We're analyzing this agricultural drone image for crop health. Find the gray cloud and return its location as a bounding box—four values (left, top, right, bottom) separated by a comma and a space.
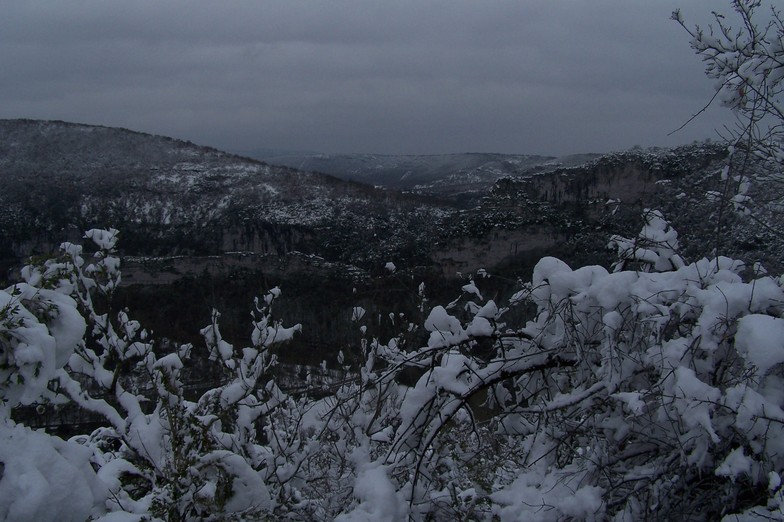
0, 1, 735, 155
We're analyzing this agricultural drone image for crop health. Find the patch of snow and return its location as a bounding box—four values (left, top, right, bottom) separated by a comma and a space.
736, 315, 784, 378
0, 421, 105, 522
352, 306, 366, 322
715, 447, 752, 480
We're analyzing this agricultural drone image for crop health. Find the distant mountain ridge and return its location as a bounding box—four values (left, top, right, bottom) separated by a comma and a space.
240, 149, 602, 206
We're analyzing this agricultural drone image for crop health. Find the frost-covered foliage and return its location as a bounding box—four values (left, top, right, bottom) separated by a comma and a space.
332, 214, 784, 520
673, 1, 784, 145
3, 214, 784, 521
674, 1, 784, 241
0, 253, 98, 521
608, 208, 685, 272
3, 230, 305, 521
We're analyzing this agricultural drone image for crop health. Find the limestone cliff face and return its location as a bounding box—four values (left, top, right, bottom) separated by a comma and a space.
219, 223, 312, 256
121, 251, 365, 286
432, 226, 559, 277
430, 144, 729, 276
496, 145, 727, 207
528, 161, 657, 204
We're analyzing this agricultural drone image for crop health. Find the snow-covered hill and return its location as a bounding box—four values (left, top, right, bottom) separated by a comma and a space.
0, 119, 454, 269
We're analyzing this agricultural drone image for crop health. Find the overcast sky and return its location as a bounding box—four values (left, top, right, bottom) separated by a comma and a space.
0, 1, 738, 156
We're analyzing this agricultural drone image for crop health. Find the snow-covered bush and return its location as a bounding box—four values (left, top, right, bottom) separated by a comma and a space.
332, 212, 784, 521
608, 208, 685, 272
674, 1, 784, 242
4, 230, 307, 521
3, 212, 784, 521
0, 258, 103, 522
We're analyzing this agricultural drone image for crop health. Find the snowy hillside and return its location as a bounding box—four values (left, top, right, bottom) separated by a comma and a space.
0, 120, 454, 267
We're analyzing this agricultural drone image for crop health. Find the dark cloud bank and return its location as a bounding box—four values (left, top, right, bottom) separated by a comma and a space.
0, 1, 735, 156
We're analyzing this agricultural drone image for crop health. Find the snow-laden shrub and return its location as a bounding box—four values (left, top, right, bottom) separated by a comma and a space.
331, 213, 784, 521
0, 282, 85, 409
4, 230, 306, 521
674, 1, 784, 244
608, 208, 685, 272
3, 213, 784, 521
0, 244, 102, 522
